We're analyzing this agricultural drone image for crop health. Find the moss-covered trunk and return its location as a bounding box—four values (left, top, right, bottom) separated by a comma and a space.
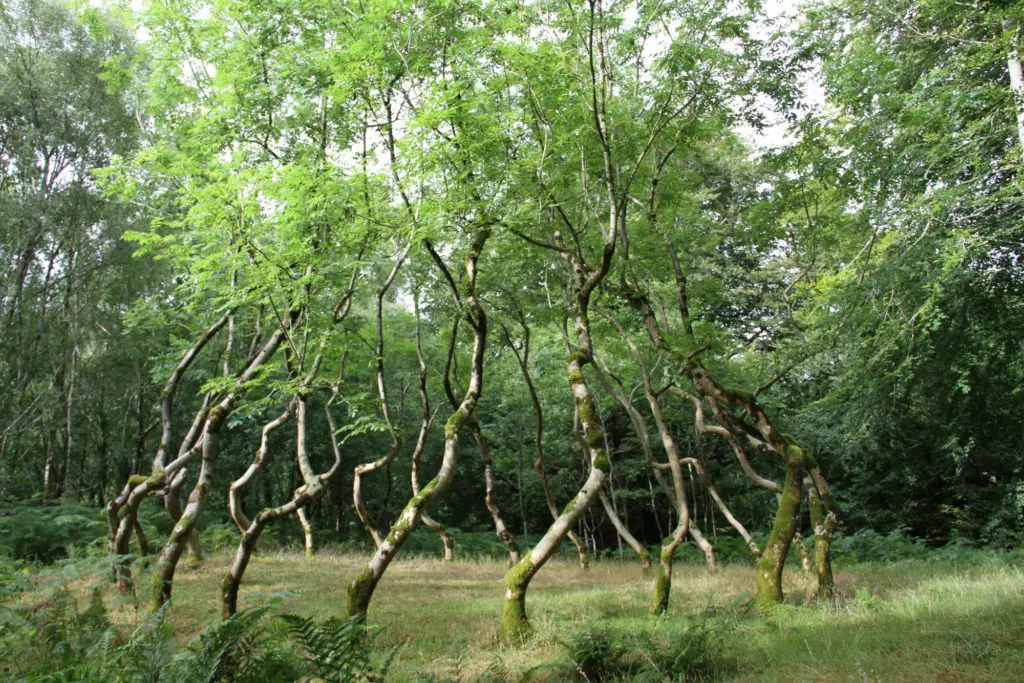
808, 479, 836, 599
347, 230, 489, 620
222, 518, 263, 619
500, 346, 609, 642
651, 546, 674, 615
150, 320, 293, 612
755, 449, 806, 613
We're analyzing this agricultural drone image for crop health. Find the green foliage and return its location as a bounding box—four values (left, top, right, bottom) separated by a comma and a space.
561, 614, 729, 682
278, 614, 397, 682
0, 576, 395, 683
163, 607, 299, 683
0, 499, 107, 563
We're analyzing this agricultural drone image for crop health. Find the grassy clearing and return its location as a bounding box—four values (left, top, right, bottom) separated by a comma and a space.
81, 549, 1024, 681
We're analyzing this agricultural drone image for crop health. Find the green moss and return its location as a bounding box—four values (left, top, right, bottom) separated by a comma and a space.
346, 564, 375, 618
444, 408, 466, 438
651, 561, 670, 615
561, 496, 578, 516
567, 368, 584, 384
755, 459, 805, 613
577, 398, 596, 426
128, 469, 167, 488
592, 450, 610, 472
501, 556, 534, 643
207, 405, 226, 428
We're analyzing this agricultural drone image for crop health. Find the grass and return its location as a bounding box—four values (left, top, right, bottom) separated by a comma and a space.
16, 546, 1024, 681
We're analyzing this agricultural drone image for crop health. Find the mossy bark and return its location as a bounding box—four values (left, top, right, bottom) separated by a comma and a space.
755, 450, 806, 613
651, 547, 673, 615
501, 555, 535, 642
808, 483, 836, 599
347, 230, 489, 620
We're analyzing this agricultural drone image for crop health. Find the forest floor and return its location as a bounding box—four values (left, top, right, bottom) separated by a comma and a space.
103, 548, 1024, 681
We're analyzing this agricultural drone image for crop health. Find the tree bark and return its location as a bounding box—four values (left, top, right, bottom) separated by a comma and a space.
505, 318, 589, 568
151, 316, 295, 611
346, 229, 490, 619
755, 450, 806, 613
352, 244, 410, 547
445, 317, 520, 564
411, 295, 455, 561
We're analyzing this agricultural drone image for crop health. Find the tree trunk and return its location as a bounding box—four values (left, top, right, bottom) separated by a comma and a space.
347, 230, 489, 619
599, 489, 649, 568
297, 507, 315, 558
807, 471, 837, 599
1005, 22, 1024, 152
689, 522, 716, 574
755, 450, 806, 613
150, 318, 294, 611
501, 328, 609, 642
506, 317, 590, 569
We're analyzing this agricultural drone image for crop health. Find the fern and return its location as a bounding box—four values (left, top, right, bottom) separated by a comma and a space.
278, 614, 397, 682
163, 607, 298, 683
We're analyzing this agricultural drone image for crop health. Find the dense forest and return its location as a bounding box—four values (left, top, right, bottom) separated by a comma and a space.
2, 0, 1024, 679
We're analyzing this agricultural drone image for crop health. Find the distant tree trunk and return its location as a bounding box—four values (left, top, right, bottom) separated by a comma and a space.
352, 244, 411, 548
598, 489, 649, 568
1005, 22, 1024, 152
681, 456, 759, 556
688, 523, 716, 573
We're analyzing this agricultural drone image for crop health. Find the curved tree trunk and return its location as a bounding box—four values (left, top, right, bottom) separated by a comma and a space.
151, 316, 295, 611
755, 450, 806, 613
412, 294, 455, 562
228, 405, 294, 533
501, 280, 612, 642
352, 244, 411, 548
445, 316, 520, 564
807, 466, 838, 599
598, 489, 649, 568
346, 229, 490, 619
626, 289, 838, 613
165, 469, 203, 568
681, 456, 760, 556
222, 357, 338, 618
506, 318, 590, 568
107, 315, 229, 589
